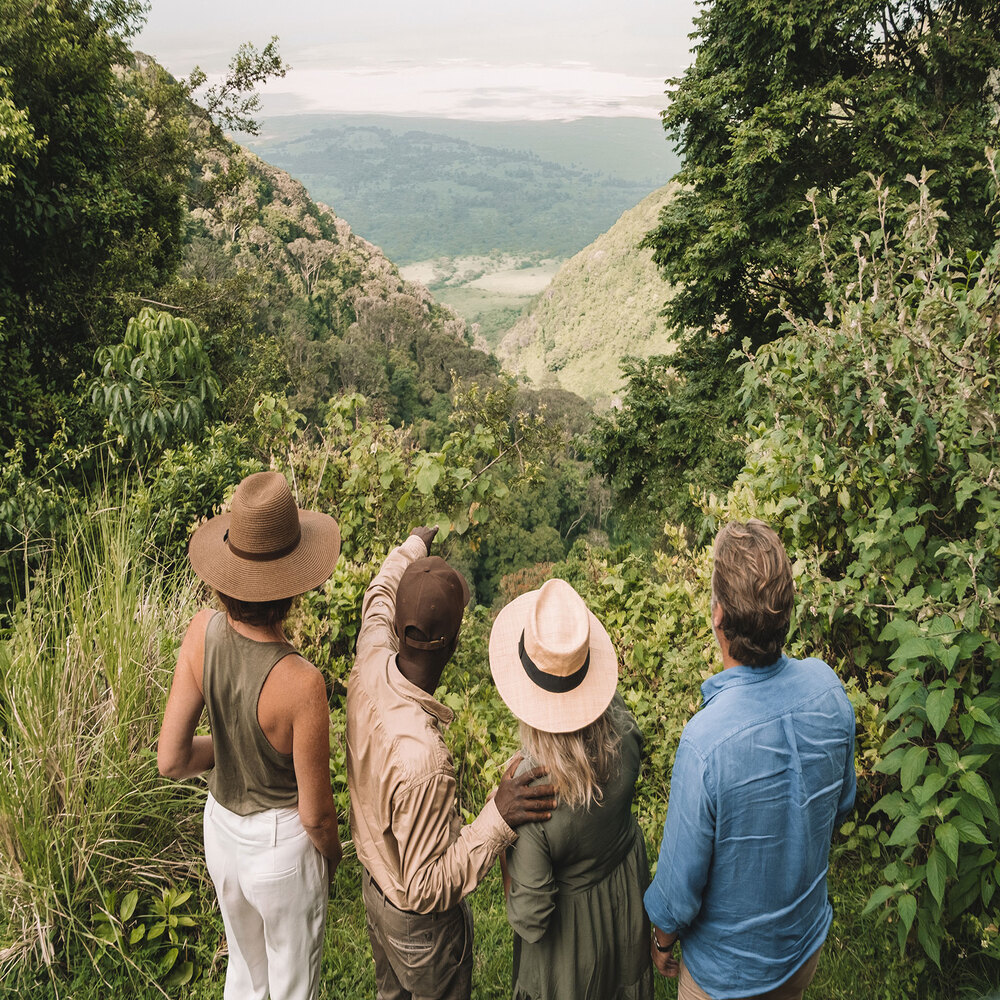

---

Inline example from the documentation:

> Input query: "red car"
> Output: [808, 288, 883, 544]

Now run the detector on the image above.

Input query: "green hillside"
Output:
[167, 138, 498, 438]
[245, 118, 674, 263]
[497, 184, 678, 405]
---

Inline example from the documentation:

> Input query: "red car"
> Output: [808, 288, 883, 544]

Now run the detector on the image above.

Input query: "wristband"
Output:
[653, 933, 675, 953]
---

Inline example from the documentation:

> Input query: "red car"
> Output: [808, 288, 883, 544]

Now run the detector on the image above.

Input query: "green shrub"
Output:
[140, 424, 262, 571]
[90, 308, 220, 460]
[727, 171, 1000, 964]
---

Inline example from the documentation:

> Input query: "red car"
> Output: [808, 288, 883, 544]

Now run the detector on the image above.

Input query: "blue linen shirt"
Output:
[644, 654, 856, 999]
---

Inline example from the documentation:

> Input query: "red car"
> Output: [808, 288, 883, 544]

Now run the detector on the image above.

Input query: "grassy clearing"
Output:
[432, 287, 536, 349]
[400, 254, 562, 349]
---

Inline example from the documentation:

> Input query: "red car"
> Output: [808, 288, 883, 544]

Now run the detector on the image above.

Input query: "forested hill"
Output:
[245, 116, 674, 263]
[497, 184, 678, 405]
[166, 122, 501, 440]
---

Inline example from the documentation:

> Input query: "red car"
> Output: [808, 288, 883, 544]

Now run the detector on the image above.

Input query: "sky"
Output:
[134, 0, 701, 121]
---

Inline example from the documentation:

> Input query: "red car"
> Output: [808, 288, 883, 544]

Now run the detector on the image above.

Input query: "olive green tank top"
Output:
[204, 611, 299, 815]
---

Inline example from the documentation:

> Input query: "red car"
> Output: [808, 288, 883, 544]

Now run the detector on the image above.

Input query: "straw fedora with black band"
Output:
[489, 578, 618, 734]
[188, 471, 341, 602]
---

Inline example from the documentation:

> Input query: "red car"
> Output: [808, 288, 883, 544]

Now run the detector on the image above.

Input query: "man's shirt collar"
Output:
[389, 654, 454, 727]
[700, 654, 790, 708]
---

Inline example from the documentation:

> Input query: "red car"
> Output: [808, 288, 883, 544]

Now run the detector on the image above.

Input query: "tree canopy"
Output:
[0, 1, 189, 452]
[0, 3, 292, 459]
[615, 0, 1000, 530]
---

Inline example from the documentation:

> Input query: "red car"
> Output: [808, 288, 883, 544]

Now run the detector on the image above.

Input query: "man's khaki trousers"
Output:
[361, 869, 473, 1000]
[678, 946, 822, 1000]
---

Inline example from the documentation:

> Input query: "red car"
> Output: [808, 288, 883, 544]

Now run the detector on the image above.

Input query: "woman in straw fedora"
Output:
[158, 471, 343, 1000]
[490, 578, 653, 1000]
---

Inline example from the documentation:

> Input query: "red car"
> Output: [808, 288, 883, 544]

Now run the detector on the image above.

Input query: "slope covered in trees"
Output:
[497, 184, 678, 405]
[165, 139, 498, 437]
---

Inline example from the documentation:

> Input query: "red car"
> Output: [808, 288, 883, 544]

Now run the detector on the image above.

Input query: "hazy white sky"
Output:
[135, 0, 701, 120]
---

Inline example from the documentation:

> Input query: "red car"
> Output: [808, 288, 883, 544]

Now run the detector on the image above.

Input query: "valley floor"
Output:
[401, 255, 563, 349]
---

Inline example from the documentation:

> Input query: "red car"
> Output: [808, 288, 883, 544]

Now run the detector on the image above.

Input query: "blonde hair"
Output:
[519, 702, 622, 810]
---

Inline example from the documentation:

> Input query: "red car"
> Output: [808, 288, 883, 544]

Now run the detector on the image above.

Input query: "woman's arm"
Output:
[291, 664, 342, 876]
[158, 610, 215, 779]
[504, 819, 556, 943]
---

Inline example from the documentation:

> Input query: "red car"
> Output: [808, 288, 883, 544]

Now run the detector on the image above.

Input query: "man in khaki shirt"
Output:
[347, 526, 556, 1000]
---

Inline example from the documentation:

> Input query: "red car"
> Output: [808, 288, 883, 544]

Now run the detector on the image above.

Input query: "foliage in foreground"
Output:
[726, 174, 1000, 965]
[0, 495, 205, 986]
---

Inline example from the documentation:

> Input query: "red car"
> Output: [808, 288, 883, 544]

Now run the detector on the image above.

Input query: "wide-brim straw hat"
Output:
[188, 471, 341, 602]
[489, 578, 618, 734]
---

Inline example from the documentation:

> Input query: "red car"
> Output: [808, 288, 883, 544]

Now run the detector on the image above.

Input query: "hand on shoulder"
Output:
[493, 753, 558, 829]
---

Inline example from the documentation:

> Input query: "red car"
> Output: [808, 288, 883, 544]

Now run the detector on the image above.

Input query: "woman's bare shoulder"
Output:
[268, 652, 327, 708]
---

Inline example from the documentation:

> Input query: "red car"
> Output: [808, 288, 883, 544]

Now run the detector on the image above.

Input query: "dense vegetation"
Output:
[600, 0, 1000, 531]
[1, 2, 998, 998]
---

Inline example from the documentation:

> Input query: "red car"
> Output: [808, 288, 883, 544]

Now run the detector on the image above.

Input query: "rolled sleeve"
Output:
[393, 772, 516, 913]
[357, 534, 426, 656]
[835, 699, 858, 825]
[644, 738, 715, 935]
[505, 822, 556, 943]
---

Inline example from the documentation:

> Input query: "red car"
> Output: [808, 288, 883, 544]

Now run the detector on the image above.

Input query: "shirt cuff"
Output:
[475, 796, 517, 849]
[643, 881, 681, 936]
[402, 533, 429, 558]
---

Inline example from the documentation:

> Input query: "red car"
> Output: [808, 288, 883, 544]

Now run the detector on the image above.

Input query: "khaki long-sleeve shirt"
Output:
[346, 534, 516, 913]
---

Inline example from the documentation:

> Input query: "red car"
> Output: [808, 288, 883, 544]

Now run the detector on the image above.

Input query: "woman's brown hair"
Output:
[217, 592, 294, 630]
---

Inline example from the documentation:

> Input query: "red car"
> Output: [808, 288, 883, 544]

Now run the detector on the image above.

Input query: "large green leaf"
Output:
[888, 815, 922, 847]
[897, 893, 917, 934]
[925, 687, 956, 736]
[900, 745, 929, 792]
[926, 845, 948, 905]
[936, 822, 960, 866]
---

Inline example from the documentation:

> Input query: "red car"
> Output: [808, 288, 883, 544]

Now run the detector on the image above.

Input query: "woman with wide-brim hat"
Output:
[157, 471, 342, 1000]
[490, 578, 654, 1000]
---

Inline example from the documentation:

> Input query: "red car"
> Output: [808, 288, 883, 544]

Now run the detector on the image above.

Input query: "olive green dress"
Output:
[505, 694, 654, 1000]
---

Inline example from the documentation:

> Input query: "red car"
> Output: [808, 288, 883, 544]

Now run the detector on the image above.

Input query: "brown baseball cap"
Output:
[394, 556, 471, 651]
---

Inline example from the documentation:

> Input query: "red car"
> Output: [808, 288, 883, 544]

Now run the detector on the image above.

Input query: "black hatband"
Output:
[224, 527, 302, 562]
[518, 631, 589, 693]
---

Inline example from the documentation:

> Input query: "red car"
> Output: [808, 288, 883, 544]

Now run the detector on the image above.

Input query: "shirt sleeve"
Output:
[835, 695, 858, 825]
[643, 736, 715, 936]
[392, 770, 516, 913]
[356, 534, 426, 657]
[505, 821, 556, 943]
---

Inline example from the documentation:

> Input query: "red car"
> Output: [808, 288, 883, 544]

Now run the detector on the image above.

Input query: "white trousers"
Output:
[204, 793, 328, 1000]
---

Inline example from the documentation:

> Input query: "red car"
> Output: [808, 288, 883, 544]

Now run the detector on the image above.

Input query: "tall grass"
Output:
[0, 491, 203, 984]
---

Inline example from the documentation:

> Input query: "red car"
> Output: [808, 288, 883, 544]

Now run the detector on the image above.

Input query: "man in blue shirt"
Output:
[644, 520, 856, 1000]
